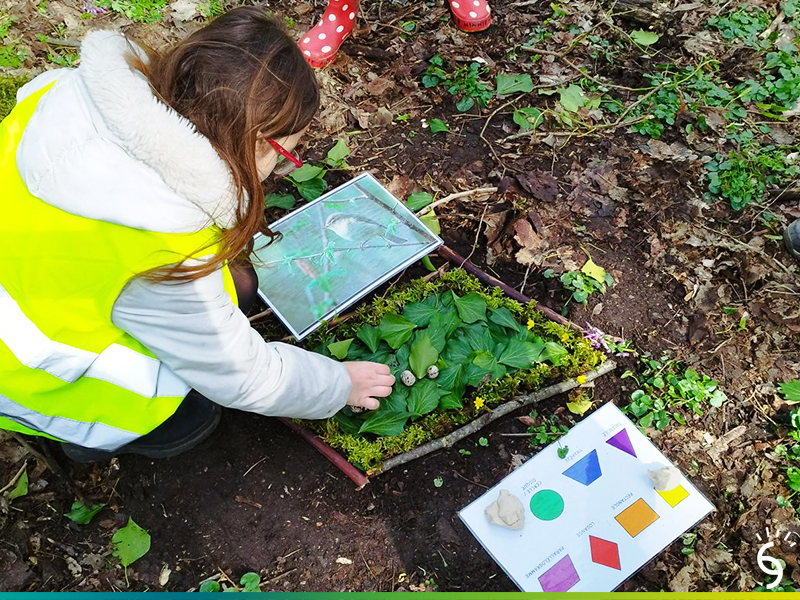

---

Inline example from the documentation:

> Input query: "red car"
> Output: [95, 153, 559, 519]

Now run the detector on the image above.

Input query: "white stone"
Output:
[401, 370, 416, 386]
[485, 490, 524, 530]
[427, 365, 439, 379]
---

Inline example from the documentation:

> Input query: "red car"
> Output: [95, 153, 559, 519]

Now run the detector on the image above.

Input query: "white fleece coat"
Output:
[14, 30, 352, 420]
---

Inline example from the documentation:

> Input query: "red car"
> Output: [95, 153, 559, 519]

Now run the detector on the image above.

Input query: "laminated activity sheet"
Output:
[459, 403, 714, 592]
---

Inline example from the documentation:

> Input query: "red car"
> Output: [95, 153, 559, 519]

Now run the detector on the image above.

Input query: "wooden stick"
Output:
[436, 245, 577, 329]
[416, 187, 498, 217]
[278, 417, 369, 489]
[376, 360, 617, 474]
[0, 460, 27, 494]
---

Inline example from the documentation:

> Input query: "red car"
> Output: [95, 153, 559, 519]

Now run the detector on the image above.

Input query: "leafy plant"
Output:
[526, 410, 569, 446]
[427, 118, 449, 133]
[199, 0, 225, 17]
[780, 380, 800, 403]
[707, 8, 771, 48]
[321, 288, 569, 437]
[705, 145, 799, 211]
[545, 260, 613, 313]
[496, 73, 533, 96]
[0, 16, 27, 69]
[513, 107, 544, 131]
[621, 352, 727, 430]
[630, 29, 659, 47]
[433, 476, 443, 487]
[95, 0, 167, 22]
[422, 55, 494, 112]
[284, 139, 350, 202]
[200, 572, 262, 592]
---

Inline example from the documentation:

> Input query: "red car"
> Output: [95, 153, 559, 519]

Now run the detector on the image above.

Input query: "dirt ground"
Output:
[1, 0, 800, 592]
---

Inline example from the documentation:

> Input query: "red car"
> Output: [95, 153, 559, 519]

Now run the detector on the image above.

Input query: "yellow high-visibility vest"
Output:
[0, 82, 237, 449]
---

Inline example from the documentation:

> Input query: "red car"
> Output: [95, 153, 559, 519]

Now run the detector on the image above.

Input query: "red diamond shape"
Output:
[589, 535, 621, 570]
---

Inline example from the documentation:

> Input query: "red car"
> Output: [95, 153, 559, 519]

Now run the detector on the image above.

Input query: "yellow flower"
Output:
[474, 396, 485, 410]
[526, 319, 535, 330]
[576, 375, 587, 384]
[561, 332, 570, 342]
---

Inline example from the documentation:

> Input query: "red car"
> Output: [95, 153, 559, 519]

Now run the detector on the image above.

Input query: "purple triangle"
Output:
[606, 429, 636, 457]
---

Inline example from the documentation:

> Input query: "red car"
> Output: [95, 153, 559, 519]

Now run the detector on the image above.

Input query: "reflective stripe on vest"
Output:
[0, 280, 189, 398]
[0, 81, 237, 449]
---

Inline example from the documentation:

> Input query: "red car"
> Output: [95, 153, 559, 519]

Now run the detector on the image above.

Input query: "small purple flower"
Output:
[582, 323, 634, 357]
[82, 0, 107, 16]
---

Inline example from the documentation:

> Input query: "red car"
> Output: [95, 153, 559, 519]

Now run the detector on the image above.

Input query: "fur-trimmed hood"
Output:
[15, 30, 239, 233]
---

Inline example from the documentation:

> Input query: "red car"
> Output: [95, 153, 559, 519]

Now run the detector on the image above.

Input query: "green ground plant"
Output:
[265, 139, 350, 207]
[298, 269, 604, 471]
[422, 55, 494, 112]
[707, 8, 771, 48]
[0, 14, 27, 69]
[95, 0, 167, 22]
[544, 260, 613, 314]
[621, 352, 727, 430]
[200, 572, 262, 592]
[526, 410, 569, 446]
[705, 144, 799, 211]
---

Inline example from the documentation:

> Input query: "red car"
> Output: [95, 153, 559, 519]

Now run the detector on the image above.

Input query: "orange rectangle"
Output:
[615, 498, 659, 537]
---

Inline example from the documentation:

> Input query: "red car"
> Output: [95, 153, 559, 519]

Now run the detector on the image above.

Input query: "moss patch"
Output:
[0, 75, 27, 121]
[295, 269, 605, 472]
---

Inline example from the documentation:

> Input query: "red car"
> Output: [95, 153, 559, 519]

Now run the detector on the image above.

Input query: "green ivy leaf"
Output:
[420, 207, 441, 234]
[428, 118, 449, 133]
[455, 96, 475, 112]
[200, 580, 221, 592]
[442, 335, 472, 366]
[404, 296, 439, 327]
[377, 314, 417, 349]
[65, 500, 106, 525]
[240, 572, 261, 592]
[407, 379, 444, 417]
[409, 334, 439, 379]
[787, 467, 800, 492]
[421, 256, 436, 272]
[327, 338, 353, 360]
[294, 177, 327, 201]
[383, 386, 409, 413]
[498, 339, 540, 369]
[112, 518, 151, 567]
[541, 341, 568, 366]
[429, 307, 462, 338]
[461, 323, 495, 352]
[630, 29, 659, 46]
[358, 409, 411, 436]
[496, 73, 534, 95]
[264, 193, 296, 210]
[780, 380, 800, 402]
[472, 350, 507, 381]
[455, 293, 487, 324]
[513, 107, 544, 130]
[333, 410, 362, 435]
[406, 192, 435, 211]
[488, 307, 522, 332]
[288, 164, 325, 182]
[439, 392, 463, 410]
[9, 469, 28, 500]
[325, 139, 350, 166]
[356, 325, 380, 354]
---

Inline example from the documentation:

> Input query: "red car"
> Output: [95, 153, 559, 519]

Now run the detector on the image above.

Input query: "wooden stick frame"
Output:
[276, 245, 616, 489]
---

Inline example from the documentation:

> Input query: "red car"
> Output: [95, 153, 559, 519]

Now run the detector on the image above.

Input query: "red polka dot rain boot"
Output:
[298, 0, 359, 69]
[448, 0, 491, 32]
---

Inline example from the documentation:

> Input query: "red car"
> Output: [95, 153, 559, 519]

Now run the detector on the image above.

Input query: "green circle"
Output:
[529, 489, 564, 521]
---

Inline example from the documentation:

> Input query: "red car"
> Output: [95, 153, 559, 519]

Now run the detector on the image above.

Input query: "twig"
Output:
[248, 307, 273, 323]
[243, 455, 269, 477]
[261, 568, 298, 587]
[6, 432, 48, 466]
[416, 187, 497, 217]
[375, 361, 617, 474]
[41, 36, 81, 48]
[0, 460, 27, 494]
[453, 470, 489, 489]
[760, 10, 786, 39]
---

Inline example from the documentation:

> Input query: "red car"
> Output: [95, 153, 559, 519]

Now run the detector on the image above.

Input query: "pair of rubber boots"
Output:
[298, 0, 492, 68]
[61, 391, 220, 462]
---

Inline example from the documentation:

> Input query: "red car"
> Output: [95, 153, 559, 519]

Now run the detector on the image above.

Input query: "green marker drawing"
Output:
[530, 489, 565, 521]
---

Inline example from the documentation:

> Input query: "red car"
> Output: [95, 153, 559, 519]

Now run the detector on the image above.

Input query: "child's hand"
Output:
[345, 362, 395, 410]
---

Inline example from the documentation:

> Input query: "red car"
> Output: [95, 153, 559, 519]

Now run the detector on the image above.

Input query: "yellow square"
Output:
[615, 498, 659, 538]
[657, 485, 689, 508]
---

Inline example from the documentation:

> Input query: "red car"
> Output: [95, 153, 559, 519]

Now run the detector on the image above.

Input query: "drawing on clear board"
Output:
[615, 498, 659, 538]
[606, 428, 637, 457]
[252, 173, 441, 340]
[589, 535, 621, 570]
[562, 449, 602, 486]
[538, 555, 580, 592]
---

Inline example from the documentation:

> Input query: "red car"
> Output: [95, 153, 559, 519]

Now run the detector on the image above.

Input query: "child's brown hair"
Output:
[131, 7, 319, 281]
